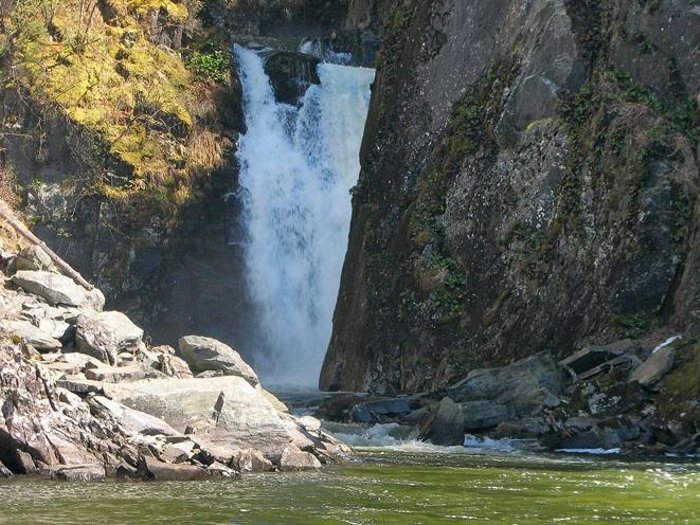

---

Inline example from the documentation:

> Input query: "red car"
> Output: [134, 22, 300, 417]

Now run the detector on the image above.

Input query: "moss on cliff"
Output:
[2, 0, 233, 216]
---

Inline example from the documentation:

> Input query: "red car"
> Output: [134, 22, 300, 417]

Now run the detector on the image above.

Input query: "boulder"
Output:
[206, 461, 239, 478]
[11, 270, 87, 307]
[15, 450, 38, 474]
[279, 446, 322, 471]
[447, 352, 564, 418]
[261, 50, 321, 105]
[631, 346, 675, 387]
[421, 397, 465, 446]
[298, 416, 322, 433]
[177, 336, 258, 385]
[140, 457, 209, 481]
[11, 245, 55, 272]
[102, 376, 314, 460]
[461, 401, 510, 430]
[51, 465, 106, 482]
[157, 353, 193, 379]
[351, 397, 412, 423]
[231, 448, 274, 472]
[75, 311, 144, 365]
[8, 320, 62, 351]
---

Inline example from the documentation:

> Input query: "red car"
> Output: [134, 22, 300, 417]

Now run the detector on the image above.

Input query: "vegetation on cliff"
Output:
[0, 0, 235, 215]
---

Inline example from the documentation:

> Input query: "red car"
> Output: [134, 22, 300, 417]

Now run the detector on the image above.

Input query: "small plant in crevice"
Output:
[186, 49, 230, 83]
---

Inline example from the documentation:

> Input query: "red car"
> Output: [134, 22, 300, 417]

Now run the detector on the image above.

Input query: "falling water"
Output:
[234, 45, 374, 388]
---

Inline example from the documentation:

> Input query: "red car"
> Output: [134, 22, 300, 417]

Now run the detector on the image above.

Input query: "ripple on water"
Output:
[1, 453, 700, 524]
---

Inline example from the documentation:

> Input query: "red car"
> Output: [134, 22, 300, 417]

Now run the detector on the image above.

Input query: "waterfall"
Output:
[234, 45, 374, 388]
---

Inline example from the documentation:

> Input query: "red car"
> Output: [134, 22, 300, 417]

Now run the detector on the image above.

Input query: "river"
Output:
[2, 447, 699, 524]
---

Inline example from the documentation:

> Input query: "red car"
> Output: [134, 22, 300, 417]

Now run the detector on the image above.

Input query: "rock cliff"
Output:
[321, 0, 700, 393]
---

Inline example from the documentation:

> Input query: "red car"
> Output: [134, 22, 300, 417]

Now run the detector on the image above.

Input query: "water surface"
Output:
[2, 450, 699, 524]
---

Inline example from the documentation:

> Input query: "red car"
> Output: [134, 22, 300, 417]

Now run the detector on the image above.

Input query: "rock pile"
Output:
[317, 339, 698, 456]
[0, 245, 349, 481]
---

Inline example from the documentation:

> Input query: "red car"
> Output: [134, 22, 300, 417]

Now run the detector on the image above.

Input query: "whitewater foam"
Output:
[234, 45, 374, 388]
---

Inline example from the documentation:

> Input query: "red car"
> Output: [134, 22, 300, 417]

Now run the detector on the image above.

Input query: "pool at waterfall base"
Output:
[2, 448, 699, 524]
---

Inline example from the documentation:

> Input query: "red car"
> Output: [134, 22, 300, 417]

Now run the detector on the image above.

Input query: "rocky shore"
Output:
[0, 242, 348, 481]
[317, 337, 700, 457]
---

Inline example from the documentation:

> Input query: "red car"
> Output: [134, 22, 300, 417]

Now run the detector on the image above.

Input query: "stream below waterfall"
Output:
[2, 447, 700, 524]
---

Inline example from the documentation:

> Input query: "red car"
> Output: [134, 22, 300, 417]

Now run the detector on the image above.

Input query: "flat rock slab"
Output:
[103, 377, 303, 459]
[51, 465, 106, 482]
[8, 320, 62, 351]
[84, 364, 147, 383]
[11, 270, 102, 308]
[91, 396, 180, 436]
[143, 458, 210, 481]
[631, 346, 675, 387]
[178, 335, 258, 386]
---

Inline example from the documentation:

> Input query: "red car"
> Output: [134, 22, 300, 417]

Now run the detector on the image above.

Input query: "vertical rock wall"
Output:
[321, 0, 700, 393]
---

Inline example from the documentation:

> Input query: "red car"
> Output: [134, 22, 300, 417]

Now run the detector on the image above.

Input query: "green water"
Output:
[1, 451, 699, 524]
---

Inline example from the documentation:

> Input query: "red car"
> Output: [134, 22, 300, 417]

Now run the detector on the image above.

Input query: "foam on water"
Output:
[234, 45, 374, 388]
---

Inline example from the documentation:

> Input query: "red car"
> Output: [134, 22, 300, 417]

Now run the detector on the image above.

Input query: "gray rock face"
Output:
[0, 346, 140, 476]
[76, 311, 144, 365]
[177, 335, 258, 385]
[11, 270, 88, 307]
[631, 346, 676, 387]
[321, 0, 700, 394]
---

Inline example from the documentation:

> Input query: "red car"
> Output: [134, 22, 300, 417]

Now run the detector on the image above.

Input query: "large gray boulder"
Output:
[177, 336, 258, 386]
[447, 352, 564, 418]
[75, 311, 144, 365]
[461, 401, 510, 430]
[103, 376, 309, 460]
[10, 270, 99, 308]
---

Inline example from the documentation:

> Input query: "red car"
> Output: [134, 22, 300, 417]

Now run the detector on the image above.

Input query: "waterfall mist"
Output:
[234, 45, 374, 389]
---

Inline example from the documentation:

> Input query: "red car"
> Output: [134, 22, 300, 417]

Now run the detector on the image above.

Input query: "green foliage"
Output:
[186, 49, 230, 83]
[613, 312, 660, 339]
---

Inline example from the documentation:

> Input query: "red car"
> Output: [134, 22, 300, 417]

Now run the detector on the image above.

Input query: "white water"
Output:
[234, 45, 374, 388]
